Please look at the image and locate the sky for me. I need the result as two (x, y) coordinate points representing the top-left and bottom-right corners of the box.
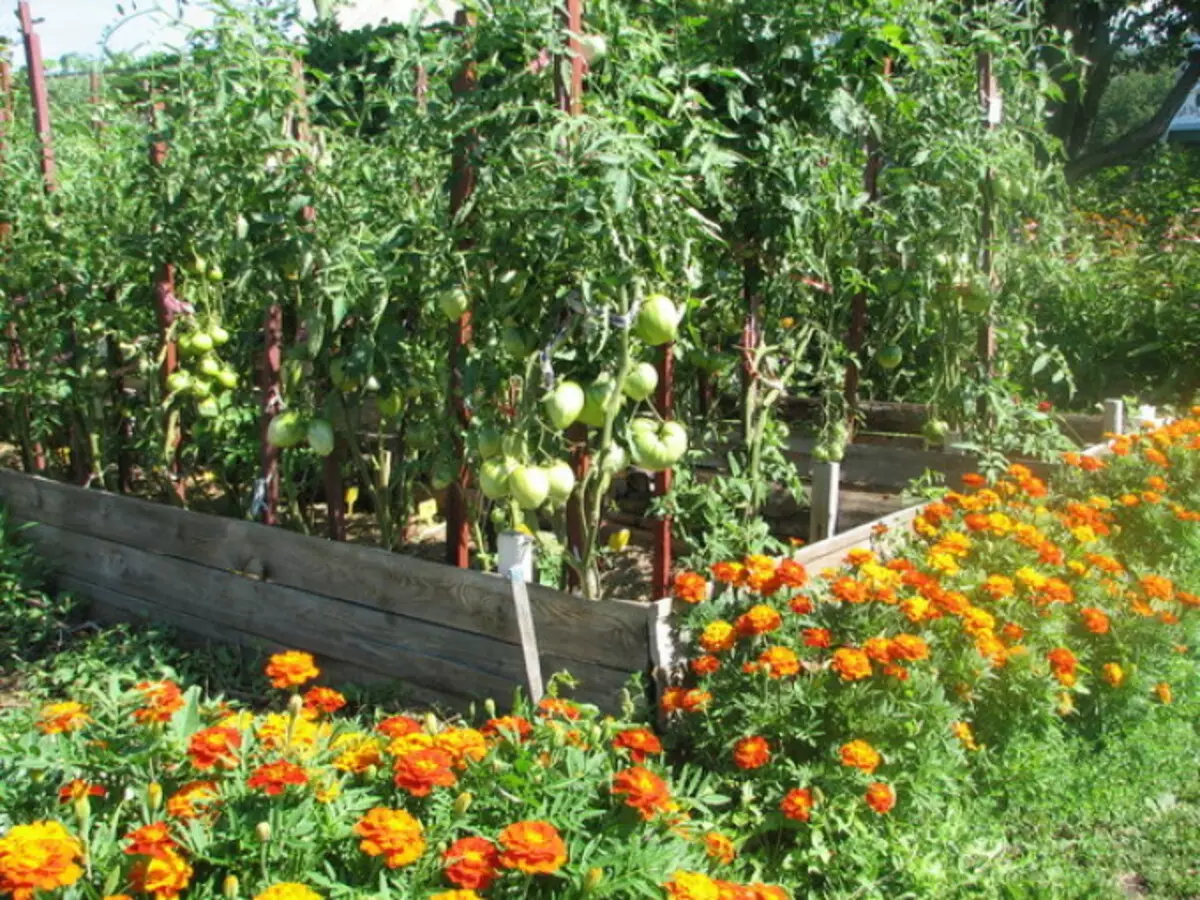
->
(0, 1), (454, 68)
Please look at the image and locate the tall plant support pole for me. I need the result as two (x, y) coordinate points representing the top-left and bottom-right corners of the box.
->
(843, 58), (892, 430)
(977, 52), (1001, 378)
(557, 0), (589, 591)
(13, 3), (50, 473)
(446, 9), (478, 569)
(146, 82), (185, 503)
(259, 304), (283, 526)
(652, 342), (675, 599)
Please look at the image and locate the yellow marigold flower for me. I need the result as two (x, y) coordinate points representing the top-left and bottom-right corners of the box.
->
(952, 721), (980, 751)
(1070, 525), (1098, 544)
(961, 606), (996, 638)
(36, 701), (91, 735)
(434, 728), (489, 768)
(0, 820), (84, 899)
(1101, 663), (1125, 688)
(1015, 567), (1048, 591)
(331, 733), (383, 774)
(388, 733), (435, 758)
(429, 892), (483, 900)
(831, 647), (873, 681)
(900, 595), (931, 623)
(840, 739), (882, 773)
(981, 575), (1015, 600)
(254, 884), (322, 900)
(1154, 682), (1172, 705)
(665, 870), (720, 899)
(699, 620), (737, 654)
(257, 712), (328, 757)
(927, 551), (960, 577)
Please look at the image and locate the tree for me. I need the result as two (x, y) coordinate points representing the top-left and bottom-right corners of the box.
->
(1038, 0), (1200, 180)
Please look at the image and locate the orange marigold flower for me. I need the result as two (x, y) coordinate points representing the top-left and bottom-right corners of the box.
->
(1080, 607), (1110, 634)
(124, 822), (177, 859)
(376, 715), (422, 738)
(757, 646), (800, 678)
(703, 832), (736, 865)
(428, 892), (481, 900)
(248, 760), (309, 796)
(674, 571), (709, 604)
(710, 561), (746, 585)
(187, 726), (242, 770)
(690, 655), (721, 676)
(1000, 622), (1026, 643)
(130, 848), (192, 900)
(840, 740), (881, 774)
(962, 472), (986, 488)
(962, 606), (996, 638)
(803, 627), (832, 648)
(981, 575), (1015, 600)
(863, 637), (893, 664)
(0, 820), (84, 900)
(36, 701), (91, 735)
(776, 558), (808, 588)
(1154, 682), (1173, 705)
(612, 766), (673, 820)
(393, 749), (457, 797)
(264, 651), (320, 690)
(57, 779), (105, 804)
(788, 594), (814, 615)
(865, 782), (896, 815)
(133, 681), (185, 725)
(680, 689), (712, 713)
(1101, 662), (1125, 688)
(733, 736), (771, 770)
(830, 577), (868, 604)
(253, 885), (322, 900)
(536, 697), (581, 720)
(780, 788), (814, 823)
(1140, 574), (1174, 601)
(166, 781), (219, 821)
(443, 836), (499, 890)
(831, 647), (872, 681)
(660, 687), (686, 714)
(302, 686), (346, 715)
(497, 820), (568, 875)
(482, 716), (532, 741)
(1143, 447), (1169, 468)
(435, 729), (489, 768)
(613, 728), (663, 763)
(666, 871), (720, 900)
(735, 604), (783, 638)
(354, 807), (426, 868)
(889, 633), (930, 662)
(952, 721), (979, 751)
(699, 620), (737, 654)
(1047, 647), (1078, 687)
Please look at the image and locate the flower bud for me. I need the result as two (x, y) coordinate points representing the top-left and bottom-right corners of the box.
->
(223, 875), (240, 899)
(585, 867), (605, 892)
(255, 821), (272, 843)
(453, 792), (474, 816)
(423, 712), (439, 734)
(483, 698), (497, 719)
(73, 794), (91, 829)
(287, 694), (305, 717)
(364, 765), (378, 782)
(147, 781), (163, 813)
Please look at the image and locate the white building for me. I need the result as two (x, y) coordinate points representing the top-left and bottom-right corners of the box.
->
(1167, 82), (1200, 145)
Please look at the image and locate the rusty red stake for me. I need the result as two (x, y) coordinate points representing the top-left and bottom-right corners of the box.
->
(259, 304), (283, 526)
(977, 51), (999, 379)
(652, 341), (675, 599)
(18, 3), (55, 191)
(446, 9), (478, 569)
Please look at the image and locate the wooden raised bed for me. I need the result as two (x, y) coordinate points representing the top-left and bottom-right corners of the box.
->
(0, 470), (662, 712)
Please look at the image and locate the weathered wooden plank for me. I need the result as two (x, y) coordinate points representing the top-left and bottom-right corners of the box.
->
(793, 504), (924, 574)
(73, 577), (469, 712)
(19, 522), (632, 710)
(0, 471), (647, 671)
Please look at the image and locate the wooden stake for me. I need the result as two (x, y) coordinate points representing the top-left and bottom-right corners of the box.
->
(652, 340), (675, 599)
(809, 460), (840, 543)
(1102, 399), (1124, 437)
(18, 2), (56, 191)
(977, 52), (1000, 378)
(446, 9), (478, 569)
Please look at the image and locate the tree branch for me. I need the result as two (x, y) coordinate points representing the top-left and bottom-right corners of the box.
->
(1065, 49), (1200, 182)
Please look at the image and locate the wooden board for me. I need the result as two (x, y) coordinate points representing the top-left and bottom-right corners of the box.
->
(793, 504), (924, 573)
(20, 522), (632, 710)
(0, 471), (647, 672)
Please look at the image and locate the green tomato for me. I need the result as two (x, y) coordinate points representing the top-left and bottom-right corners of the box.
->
(166, 371), (191, 394)
(634, 294), (680, 346)
(544, 381), (585, 431)
(629, 418), (688, 471)
(480, 457), (518, 501)
(962, 279), (992, 314)
(215, 369), (238, 391)
(509, 465), (550, 510)
(439, 288), (470, 323)
(578, 374), (619, 429)
(877, 345), (903, 370)
(307, 418), (336, 457)
(198, 355), (222, 378)
(209, 325), (230, 347)
(476, 425), (503, 460)
(185, 255), (207, 277)
(196, 397), (220, 419)
(923, 419), (951, 444)
(267, 410), (307, 448)
(329, 358), (361, 393)
(378, 391), (404, 420)
(177, 333), (195, 357)
(622, 361), (659, 402)
(207, 265), (224, 283)
(431, 456), (458, 491)
(545, 460), (576, 505)
(189, 332), (214, 355)
(600, 443), (628, 474)
(189, 378), (212, 399)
